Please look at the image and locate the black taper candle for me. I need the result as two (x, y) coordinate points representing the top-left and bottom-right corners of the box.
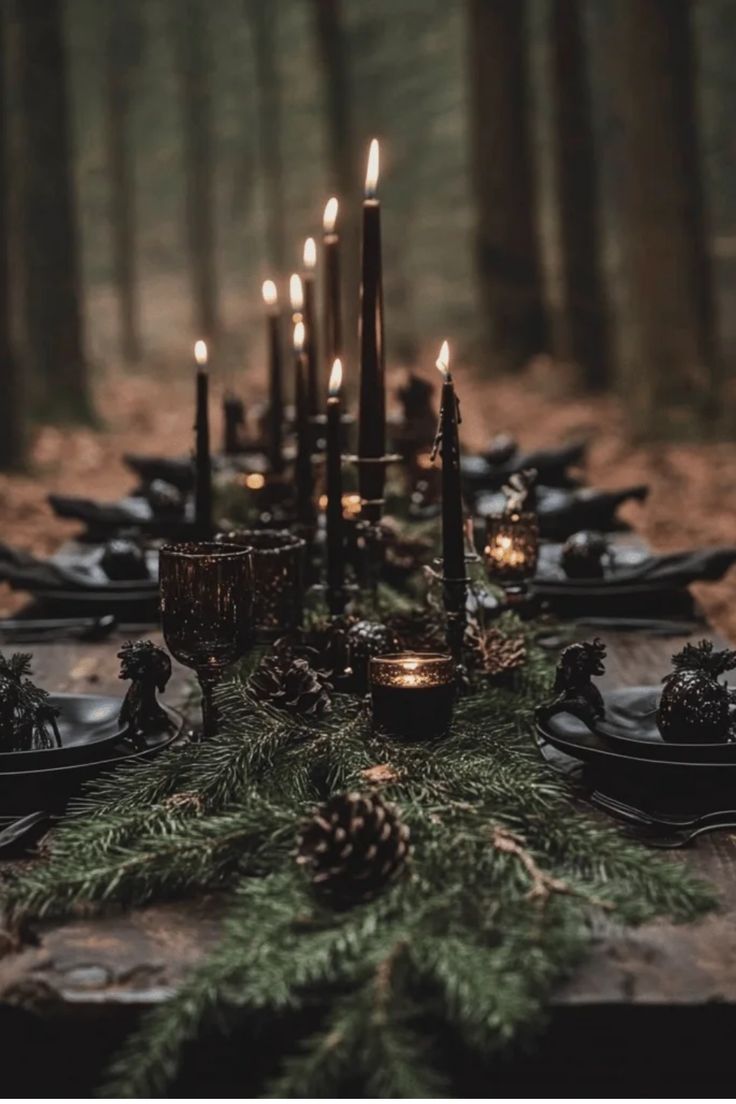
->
(294, 321), (315, 529)
(303, 238), (319, 418)
(326, 358), (345, 614)
(323, 197), (342, 373)
(432, 341), (466, 665)
(357, 139), (385, 525)
(263, 280), (284, 475)
(194, 339), (213, 537)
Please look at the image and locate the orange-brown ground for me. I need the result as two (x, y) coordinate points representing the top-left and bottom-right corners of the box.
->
(2, 349), (736, 639)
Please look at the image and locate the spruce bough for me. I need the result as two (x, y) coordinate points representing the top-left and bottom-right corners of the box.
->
(2, 623), (716, 1096)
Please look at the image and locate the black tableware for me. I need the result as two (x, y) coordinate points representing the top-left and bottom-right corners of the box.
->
(473, 484), (648, 541)
(0, 614), (118, 644)
(0, 692), (130, 771)
(159, 541), (254, 738)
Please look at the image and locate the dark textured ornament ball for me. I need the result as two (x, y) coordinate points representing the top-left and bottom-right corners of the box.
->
(296, 791), (411, 907)
(101, 539), (150, 581)
(148, 479), (186, 518)
(656, 671), (730, 743)
(346, 620), (400, 687)
(560, 530), (608, 579)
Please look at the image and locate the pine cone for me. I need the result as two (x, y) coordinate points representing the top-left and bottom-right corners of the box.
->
(385, 609), (445, 653)
(466, 621), (527, 678)
(249, 639), (332, 717)
(296, 791), (411, 906)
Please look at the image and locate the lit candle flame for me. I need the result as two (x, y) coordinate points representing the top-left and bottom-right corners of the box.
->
(261, 279), (278, 308)
(289, 273), (304, 312)
(365, 138), (379, 198)
(328, 357), (343, 397)
(435, 340), (450, 380)
(303, 237), (316, 269)
(293, 320), (305, 353)
(194, 339), (208, 367)
(323, 197), (338, 233)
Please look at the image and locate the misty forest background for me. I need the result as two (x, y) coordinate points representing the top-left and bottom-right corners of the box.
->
(3, 0), (736, 473)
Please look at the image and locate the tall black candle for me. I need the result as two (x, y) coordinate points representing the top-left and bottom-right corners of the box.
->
(432, 342), (466, 660)
(193, 339), (213, 537)
(303, 237), (319, 418)
(294, 321), (315, 529)
(326, 357), (345, 614)
(357, 139), (385, 524)
(322, 197), (342, 375)
(262, 280), (284, 475)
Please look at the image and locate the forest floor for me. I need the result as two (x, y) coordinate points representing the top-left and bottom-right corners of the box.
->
(2, 345), (736, 639)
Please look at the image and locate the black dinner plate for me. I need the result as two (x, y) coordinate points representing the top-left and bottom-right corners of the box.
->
(0, 693), (127, 771)
(593, 686), (736, 764)
(0, 708), (183, 819)
(536, 695), (736, 785)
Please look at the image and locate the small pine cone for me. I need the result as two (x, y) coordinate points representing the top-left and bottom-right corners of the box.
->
(296, 791), (411, 907)
(467, 623), (527, 678)
(249, 641), (332, 717)
(385, 609), (445, 653)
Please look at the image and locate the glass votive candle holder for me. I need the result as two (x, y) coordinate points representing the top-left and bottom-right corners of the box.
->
(483, 511), (539, 584)
(369, 653), (456, 739)
(217, 529), (305, 639)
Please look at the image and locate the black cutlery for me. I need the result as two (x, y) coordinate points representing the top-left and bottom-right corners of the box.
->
(0, 613), (118, 643)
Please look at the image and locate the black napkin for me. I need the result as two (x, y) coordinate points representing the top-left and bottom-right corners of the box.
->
(48, 494), (195, 540)
(474, 484), (648, 540)
(0, 543), (157, 593)
(461, 439), (586, 493)
(536, 544), (736, 591)
(123, 454), (195, 493)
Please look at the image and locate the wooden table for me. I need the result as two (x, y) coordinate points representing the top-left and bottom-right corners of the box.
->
(1, 628), (735, 1095)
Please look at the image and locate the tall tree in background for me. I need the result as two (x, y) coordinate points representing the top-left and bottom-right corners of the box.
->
(0, 1), (22, 468)
(535, 0), (609, 390)
(104, 0), (143, 364)
(466, 0), (546, 371)
(14, 0), (92, 423)
(247, 0), (286, 275)
(173, 0), (219, 342)
(611, 0), (718, 435)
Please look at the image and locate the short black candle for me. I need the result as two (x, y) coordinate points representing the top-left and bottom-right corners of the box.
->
(370, 653), (456, 739)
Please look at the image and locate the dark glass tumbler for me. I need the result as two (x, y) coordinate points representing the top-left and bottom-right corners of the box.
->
(218, 529), (305, 639)
(159, 542), (253, 739)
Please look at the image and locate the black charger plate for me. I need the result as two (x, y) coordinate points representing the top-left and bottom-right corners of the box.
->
(0, 707), (183, 819)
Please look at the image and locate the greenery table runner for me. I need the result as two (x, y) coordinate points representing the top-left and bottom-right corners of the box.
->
(1, 618), (714, 1097)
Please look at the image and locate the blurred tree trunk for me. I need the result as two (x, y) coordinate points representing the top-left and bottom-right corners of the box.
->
(14, 0), (92, 423)
(105, 0), (143, 364)
(611, 0), (718, 436)
(310, 0), (358, 372)
(538, 0), (609, 390)
(173, 0), (218, 343)
(466, 0), (546, 371)
(247, 0), (286, 274)
(0, 2), (22, 468)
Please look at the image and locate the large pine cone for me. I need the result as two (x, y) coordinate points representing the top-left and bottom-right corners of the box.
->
(296, 791), (411, 906)
(385, 609), (445, 653)
(249, 639), (332, 717)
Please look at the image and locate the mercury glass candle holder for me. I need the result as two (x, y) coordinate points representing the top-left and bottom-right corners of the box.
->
(218, 529), (306, 639)
(483, 511), (540, 584)
(369, 652), (456, 738)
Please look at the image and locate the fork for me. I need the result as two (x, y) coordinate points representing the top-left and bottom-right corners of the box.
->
(589, 790), (736, 829)
(623, 819), (736, 849)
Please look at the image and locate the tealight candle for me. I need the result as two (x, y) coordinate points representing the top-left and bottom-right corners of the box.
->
(369, 652), (456, 738)
(484, 511), (540, 583)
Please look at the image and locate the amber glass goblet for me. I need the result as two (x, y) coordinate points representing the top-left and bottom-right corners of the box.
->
(159, 542), (253, 739)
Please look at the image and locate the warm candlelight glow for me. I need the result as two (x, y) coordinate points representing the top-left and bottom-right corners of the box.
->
(293, 320), (305, 353)
(289, 273), (304, 312)
(435, 340), (450, 380)
(323, 196), (338, 233)
(365, 138), (380, 198)
(243, 472), (266, 491)
(303, 237), (316, 269)
(262, 279), (278, 308)
(318, 491), (362, 520)
(328, 358), (343, 397)
(194, 339), (208, 367)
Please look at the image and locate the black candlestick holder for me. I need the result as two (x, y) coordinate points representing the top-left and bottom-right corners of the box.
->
(345, 452), (401, 592)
